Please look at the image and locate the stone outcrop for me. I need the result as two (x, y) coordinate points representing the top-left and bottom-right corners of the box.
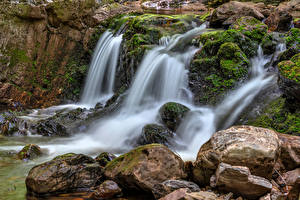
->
(26, 153), (102, 194)
(193, 126), (280, 185)
(104, 144), (186, 192)
(213, 163), (272, 199)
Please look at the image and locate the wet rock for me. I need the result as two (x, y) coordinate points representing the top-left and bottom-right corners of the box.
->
(26, 153), (102, 194)
(34, 119), (68, 136)
(193, 126), (280, 185)
(90, 180), (122, 199)
(17, 144), (43, 160)
(159, 102), (190, 131)
(159, 188), (218, 200)
(214, 163), (272, 199)
(264, 0), (297, 32)
(276, 168), (300, 199)
(210, 1), (264, 28)
(152, 180), (200, 199)
(104, 144), (186, 193)
(95, 152), (117, 168)
(231, 16), (268, 42)
(277, 133), (300, 170)
(262, 32), (284, 55)
(138, 124), (174, 147)
(278, 53), (300, 101)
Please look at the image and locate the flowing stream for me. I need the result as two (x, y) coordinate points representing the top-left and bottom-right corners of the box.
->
(0, 24), (286, 199)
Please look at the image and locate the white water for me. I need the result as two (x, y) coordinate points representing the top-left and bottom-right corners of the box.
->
(2, 26), (286, 161)
(80, 31), (123, 108)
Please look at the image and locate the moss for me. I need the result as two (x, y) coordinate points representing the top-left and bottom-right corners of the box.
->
(230, 16), (268, 43)
(105, 144), (163, 172)
(8, 49), (31, 68)
(247, 97), (300, 135)
(278, 53), (300, 83)
(285, 28), (300, 49)
(53, 153), (76, 160)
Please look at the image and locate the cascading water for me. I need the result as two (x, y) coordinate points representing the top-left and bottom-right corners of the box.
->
(176, 44), (286, 160)
(80, 31), (123, 108)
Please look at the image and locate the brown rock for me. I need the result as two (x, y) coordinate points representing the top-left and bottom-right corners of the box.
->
(159, 188), (191, 200)
(90, 180), (122, 199)
(193, 126), (280, 185)
(152, 180), (200, 199)
(210, 1), (264, 28)
(17, 144), (43, 160)
(104, 144), (186, 192)
(26, 153), (102, 194)
(276, 168), (300, 199)
(277, 132), (300, 170)
(215, 163), (272, 199)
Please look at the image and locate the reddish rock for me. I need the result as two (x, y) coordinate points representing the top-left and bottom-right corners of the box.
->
(159, 188), (218, 200)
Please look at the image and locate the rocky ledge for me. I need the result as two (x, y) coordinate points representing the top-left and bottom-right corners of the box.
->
(25, 126), (300, 199)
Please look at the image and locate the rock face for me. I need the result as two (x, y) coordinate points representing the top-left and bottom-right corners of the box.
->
(138, 124), (174, 146)
(104, 144), (186, 192)
(193, 126), (280, 185)
(278, 53), (300, 101)
(90, 180), (122, 199)
(210, 1), (264, 28)
(159, 102), (190, 131)
(214, 163), (272, 199)
(152, 180), (200, 199)
(277, 133), (300, 170)
(26, 153), (102, 194)
(17, 144), (43, 160)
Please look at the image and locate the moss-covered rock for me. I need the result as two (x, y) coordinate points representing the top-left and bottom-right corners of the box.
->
(285, 28), (300, 50)
(104, 144), (186, 193)
(278, 53), (300, 101)
(230, 16), (268, 42)
(262, 32), (284, 55)
(26, 153), (102, 194)
(95, 152), (117, 168)
(190, 31), (250, 105)
(247, 97), (300, 136)
(159, 102), (190, 131)
(17, 144), (43, 160)
(138, 124), (174, 147)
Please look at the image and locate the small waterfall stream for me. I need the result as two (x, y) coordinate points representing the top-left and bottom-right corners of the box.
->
(80, 31), (123, 108)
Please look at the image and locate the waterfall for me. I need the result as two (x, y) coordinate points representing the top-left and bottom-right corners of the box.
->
(176, 44), (286, 160)
(123, 23), (207, 113)
(80, 31), (123, 108)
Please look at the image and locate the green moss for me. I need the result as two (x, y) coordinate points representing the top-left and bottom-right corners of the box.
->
(53, 153), (76, 160)
(248, 97), (300, 135)
(105, 144), (163, 172)
(230, 16), (268, 42)
(285, 28), (300, 49)
(278, 53), (300, 83)
(8, 49), (31, 68)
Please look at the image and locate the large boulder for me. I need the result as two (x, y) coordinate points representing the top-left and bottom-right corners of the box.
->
(26, 153), (102, 194)
(152, 180), (200, 199)
(278, 53), (300, 101)
(138, 124), (174, 147)
(213, 163), (272, 199)
(159, 188), (218, 200)
(193, 126), (280, 185)
(159, 102), (190, 131)
(104, 144), (187, 193)
(210, 1), (264, 28)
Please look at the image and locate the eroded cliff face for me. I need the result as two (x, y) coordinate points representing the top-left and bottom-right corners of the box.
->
(0, 0), (139, 109)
